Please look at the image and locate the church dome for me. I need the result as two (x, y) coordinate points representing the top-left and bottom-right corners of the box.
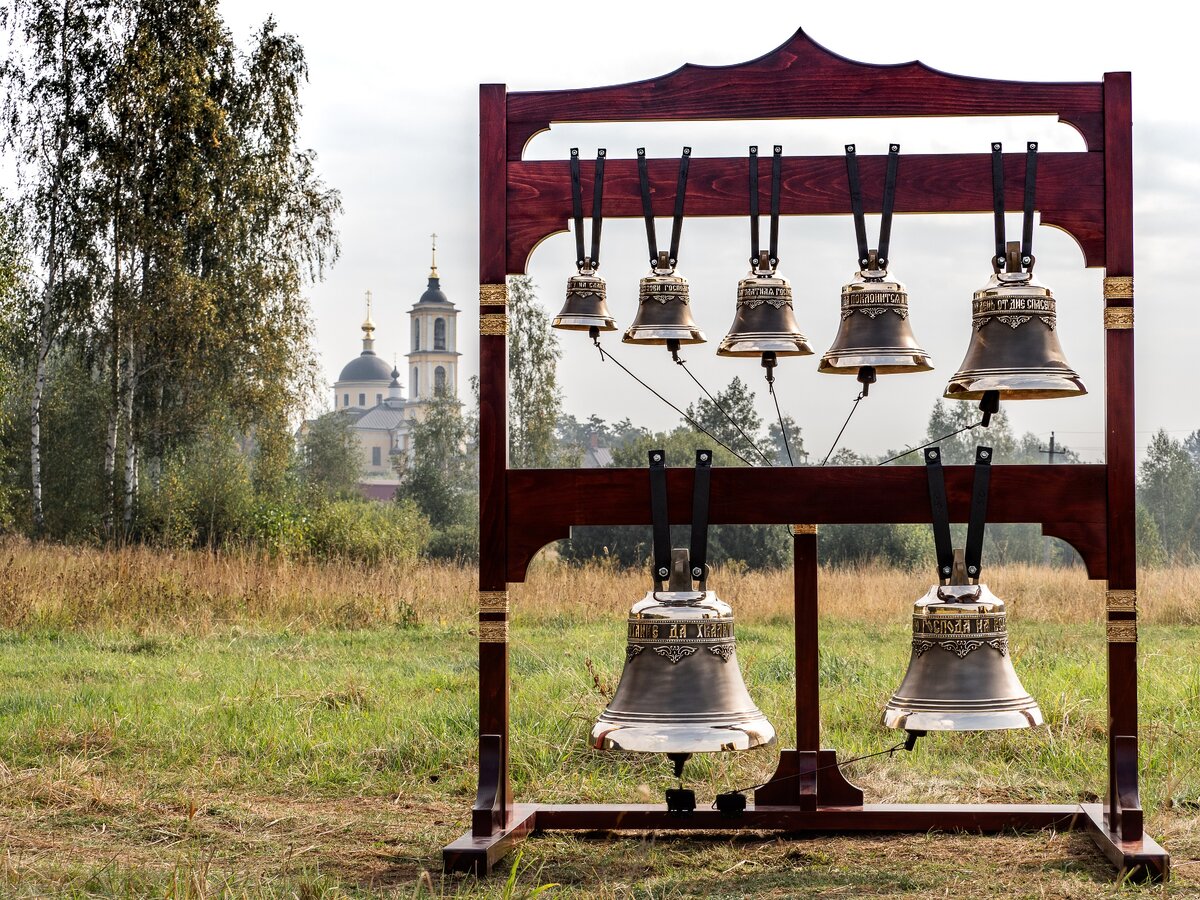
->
(338, 351), (392, 382)
(417, 274), (452, 306)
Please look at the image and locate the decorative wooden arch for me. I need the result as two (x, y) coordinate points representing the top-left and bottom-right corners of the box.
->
(445, 28), (1168, 882)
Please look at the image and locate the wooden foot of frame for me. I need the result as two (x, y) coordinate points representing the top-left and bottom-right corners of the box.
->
(754, 748), (865, 809)
(443, 801), (1170, 881)
(443, 804), (537, 875)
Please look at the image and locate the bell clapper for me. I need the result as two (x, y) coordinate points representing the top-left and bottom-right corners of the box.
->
(761, 350), (778, 387)
(978, 389), (1000, 428)
(857, 364), (877, 398)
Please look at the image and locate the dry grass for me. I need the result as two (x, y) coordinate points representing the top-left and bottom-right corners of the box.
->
(2, 537), (1197, 632)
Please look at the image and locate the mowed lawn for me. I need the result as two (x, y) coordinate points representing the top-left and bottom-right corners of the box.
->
(0, 547), (1198, 897)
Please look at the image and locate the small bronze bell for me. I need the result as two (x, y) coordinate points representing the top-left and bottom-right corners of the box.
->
(717, 252), (813, 357)
(555, 149), (616, 332)
(944, 243), (1086, 400)
(622, 251), (705, 346)
(819, 251), (931, 375)
(883, 446), (1043, 732)
(554, 265), (616, 332)
(591, 548), (777, 753)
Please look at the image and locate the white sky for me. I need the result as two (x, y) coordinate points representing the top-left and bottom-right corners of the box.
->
(217, 1), (1195, 462)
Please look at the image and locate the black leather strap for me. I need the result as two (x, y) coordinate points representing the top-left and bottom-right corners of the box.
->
(925, 447), (953, 582)
(637, 148), (657, 265)
(668, 147), (691, 267)
(845, 144), (869, 268)
(964, 445), (992, 581)
(877, 143), (900, 267)
(689, 449), (712, 583)
(570, 149), (585, 267)
(1021, 142), (1038, 267)
(649, 449), (670, 584)
(769, 145), (782, 268)
(748, 146), (760, 265)
(991, 142), (1006, 268)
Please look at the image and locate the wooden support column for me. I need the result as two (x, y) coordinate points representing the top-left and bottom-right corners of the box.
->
(472, 83), (512, 841)
(1101, 71), (1141, 842)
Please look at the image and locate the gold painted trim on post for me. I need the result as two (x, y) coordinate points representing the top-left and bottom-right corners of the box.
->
(1103, 276), (1134, 301)
(1104, 307), (1133, 330)
(479, 590), (510, 613)
(1105, 589), (1137, 612)
(479, 621), (509, 643)
(480, 313), (509, 335)
(1106, 621), (1137, 643)
(479, 283), (508, 307)
(791, 524), (817, 535)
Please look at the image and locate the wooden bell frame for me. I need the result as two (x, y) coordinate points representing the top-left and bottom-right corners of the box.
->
(445, 28), (1168, 882)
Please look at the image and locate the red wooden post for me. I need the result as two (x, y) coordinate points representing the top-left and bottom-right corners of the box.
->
(1101, 71), (1140, 841)
(474, 83), (511, 838)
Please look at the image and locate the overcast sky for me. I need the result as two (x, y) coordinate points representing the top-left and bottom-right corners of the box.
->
(218, 1), (1196, 463)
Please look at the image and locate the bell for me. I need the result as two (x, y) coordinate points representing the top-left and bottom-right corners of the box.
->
(622, 252), (705, 347)
(944, 248), (1087, 401)
(554, 265), (616, 331)
(883, 552), (1043, 732)
(819, 252), (932, 375)
(591, 548), (776, 754)
(717, 252), (813, 357)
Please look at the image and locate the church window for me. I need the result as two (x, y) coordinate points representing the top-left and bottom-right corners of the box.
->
(434, 318), (446, 350)
(413, 368), (419, 397)
(376, 393), (382, 405)
(343, 393), (349, 407)
(372, 446), (381, 467)
(412, 325), (420, 351)
(435, 366), (447, 394)
(358, 392), (366, 407)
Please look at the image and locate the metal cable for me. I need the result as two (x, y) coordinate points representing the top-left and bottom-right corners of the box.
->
(592, 337), (754, 466)
(877, 419), (985, 466)
(675, 357), (774, 466)
(719, 739), (910, 801)
(769, 379), (794, 467)
(820, 390), (866, 466)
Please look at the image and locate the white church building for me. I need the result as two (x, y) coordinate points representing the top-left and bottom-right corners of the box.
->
(330, 242), (460, 494)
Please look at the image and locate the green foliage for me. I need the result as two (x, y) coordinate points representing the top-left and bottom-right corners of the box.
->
(1137, 429), (1200, 563)
(397, 391), (476, 531)
(299, 411), (361, 499)
(299, 498), (429, 564)
(508, 275), (564, 468)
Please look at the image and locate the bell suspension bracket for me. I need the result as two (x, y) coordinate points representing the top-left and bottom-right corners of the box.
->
(570, 147), (606, 273)
(748, 145), (784, 272)
(990, 141), (1039, 274)
(688, 449), (712, 587)
(648, 449), (671, 590)
(638, 146), (691, 272)
(924, 444), (993, 584)
(845, 143), (900, 271)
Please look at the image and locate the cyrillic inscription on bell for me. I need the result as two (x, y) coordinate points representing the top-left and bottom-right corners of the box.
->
(882, 581), (1043, 732)
(591, 548), (776, 754)
(944, 257), (1087, 401)
(554, 269), (616, 332)
(622, 252), (705, 346)
(717, 259), (813, 357)
(820, 260), (932, 374)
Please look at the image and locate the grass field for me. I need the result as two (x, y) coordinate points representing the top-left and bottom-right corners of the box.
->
(0, 540), (1198, 897)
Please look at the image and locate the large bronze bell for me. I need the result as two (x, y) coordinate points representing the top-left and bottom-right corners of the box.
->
(591, 548), (776, 753)
(622, 251), (705, 346)
(882, 556), (1044, 732)
(883, 446), (1043, 732)
(819, 251), (931, 375)
(944, 244), (1086, 400)
(717, 252), (813, 357)
(554, 266), (616, 332)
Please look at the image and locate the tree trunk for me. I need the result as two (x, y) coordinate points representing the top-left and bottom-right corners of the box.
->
(121, 337), (138, 537)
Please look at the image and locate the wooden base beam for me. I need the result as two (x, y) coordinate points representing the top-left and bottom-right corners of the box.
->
(443, 802), (1170, 881)
(443, 804), (538, 875)
(1081, 803), (1170, 883)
